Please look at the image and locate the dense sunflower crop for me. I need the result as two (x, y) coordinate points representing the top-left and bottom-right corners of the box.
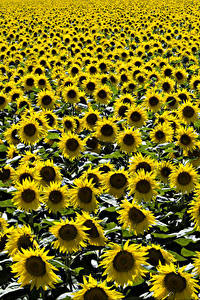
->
(1, 0), (200, 298)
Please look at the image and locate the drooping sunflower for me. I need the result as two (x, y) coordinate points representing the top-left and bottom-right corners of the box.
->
(100, 241), (148, 286)
(187, 144), (200, 168)
(176, 126), (198, 152)
(103, 169), (129, 198)
(19, 150), (41, 168)
(18, 117), (44, 145)
(5, 225), (38, 256)
(49, 218), (88, 253)
(41, 182), (68, 213)
(169, 163), (198, 194)
(126, 105), (148, 128)
(6, 144), (19, 159)
(117, 199), (156, 235)
(116, 127), (142, 154)
(35, 160), (62, 187)
(145, 244), (175, 267)
(150, 124), (173, 144)
(69, 178), (99, 212)
(129, 153), (155, 174)
(11, 247), (59, 290)
(12, 179), (41, 211)
(76, 212), (107, 246)
(16, 97), (31, 111)
(85, 135), (101, 153)
(96, 118), (118, 143)
(98, 162), (115, 174)
(72, 275), (123, 300)
(129, 169), (158, 201)
(58, 132), (84, 160)
(156, 161), (175, 184)
(42, 110), (58, 128)
(177, 101), (199, 125)
(149, 263), (199, 300)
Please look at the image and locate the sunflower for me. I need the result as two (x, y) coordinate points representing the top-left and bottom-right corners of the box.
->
(145, 244), (175, 267)
(0, 217), (8, 233)
(36, 75), (50, 90)
(62, 115), (76, 132)
(103, 169), (129, 198)
(0, 165), (14, 183)
(164, 93), (179, 110)
(0, 92), (9, 110)
(156, 161), (175, 184)
(96, 118), (118, 143)
(149, 263), (199, 300)
(85, 135), (101, 153)
(83, 108), (100, 131)
(169, 163), (198, 194)
(161, 78), (174, 93)
(150, 124), (173, 144)
(16, 97), (31, 111)
(144, 89), (163, 112)
(176, 126), (198, 152)
(129, 169), (158, 201)
(23, 74), (36, 91)
(6, 144), (19, 159)
(117, 199), (156, 235)
(72, 275), (123, 300)
(42, 110), (58, 128)
(49, 218), (88, 253)
(11, 247), (59, 290)
(12, 179), (41, 211)
(58, 132), (84, 160)
(129, 153), (155, 174)
(173, 68), (187, 83)
(193, 251), (200, 277)
(188, 198), (200, 230)
(100, 241), (147, 286)
(18, 117), (44, 145)
(35, 160), (62, 187)
(19, 150), (41, 168)
(98, 162), (115, 174)
(83, 77), (97, 95)
(4, 124), (20, 145)
(42, 182), (68, 212)
(37, 90), (57, 110)
(81, 167), (103, 190)
(94, 85), (111, 105)
(62, 85), (80, 104)
(69, 178), (99, 212)
(177, 101), (199, 125)
(116, 127), (142, 154)
(13, 164), (36, 184)
(126, 105), (148, 128)
(76, 212), (107, 246)
(114, 100), (130, 119)
(5, 225), (38, 256)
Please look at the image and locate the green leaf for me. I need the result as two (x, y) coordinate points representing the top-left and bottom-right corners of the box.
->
(152, 232), (176, 238)
(0, 199), (13, 207)
(168, 250), (186, 261)
(0, 144), (7, 152)
(46, 132), (60, 140)
(181, 248), (196, 257)
(175, 238), (192, 247)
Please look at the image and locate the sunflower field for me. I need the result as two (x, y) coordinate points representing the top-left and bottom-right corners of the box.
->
(2, 0), (200, 299)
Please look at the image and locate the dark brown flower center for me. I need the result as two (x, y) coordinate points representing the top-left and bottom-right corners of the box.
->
(78, 187), (92, 203)
(67, 90), (76, 99)
(155, 130), (165, 140)
(100, 124), (114, 137)
(123, 134), (134, 146)
(128, 206), (146, 224)
(164, 272), (186, 293)
(40, 166), (56, 182)
(113, 250), (134, 272)
(25, 256), (46, 277)
(86, 137), (98, 150)
(66, 138), (79, 151)
(46, 114), (54, 126)
(42, 95), (52, 106)
(21, 188), (36, 203)
(86, 82), (95, 91)
(110, 173), (127, 189)
(24, 124), (36, 137)
(49, 190), (63, 204)
(64, 120), (73, 129)
(84, 287), (108, 300)
(177, 172), (191, 186)
(136, 179), (151, 194)
(147, 248), (165, 267)
(135, 162), (151, 173)
(166, 96), (176, 107)
(149, 96), (159, 107)
(19, 101), (29, 109)
(26, 78), (34, 86)
(175, 72), (183, 80)
(118, 105), (127, 117)
(0, 96), (5, 105)
(38, 79), (46, 86)
(162, 82), (170, 91)
(86, 113), (98, 125)
(130, 111), (141, 122)
(19, 173), (33, 184)
(99, 166), (110, 173)
(83, 220), (99, 238)
(58, 224), (77, 241)
(11, 129), (19, 140)
(180, 134), (191, 146)
(0, 168), (10, 182)
(182, 106), (194, 118)
(17, 234), (33, 251)
(97, 90), (107, 99)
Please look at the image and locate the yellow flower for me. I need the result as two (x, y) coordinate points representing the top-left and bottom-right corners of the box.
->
(72, 275), (123, 300)
(94, 85), (112, 104)
(150, 263), (199, 300)
(100, 241), (148, 286)
(150, 124), (173, 144)
(49, 218), (88, 253)
(58, 132), (84, 160)
(145, 244), (175, 267)
(0, 165), (14, 183)
(144, 89), (163, 112)
(83, 108), (100, 130)
(0, 217), (8, 233)
(176, 126), (198, 152)
(103, 169), (129, 198)
(42, 182), (68, 212)
(188, 197), (200, 230)
(96, 118), (118, 143)
(37, 89), (57, 110)
(62, 115), (77, 132)
(126, 104), (148, 128)
(117, 199), (156, 235)
(129, 153), (155, 174)
(156, 161), (175, 184)
(18, 117), (45, 145)
(62, 85), (80, 104)
(177, 101), (199, 125)
(11, 247), (59, 290)
(117, 127), (142, 154)
(35, 160), (62, 187)
(0, 92), (9, 110)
